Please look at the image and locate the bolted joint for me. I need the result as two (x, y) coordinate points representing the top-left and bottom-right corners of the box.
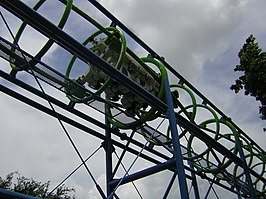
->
(101, 140), (115, 153)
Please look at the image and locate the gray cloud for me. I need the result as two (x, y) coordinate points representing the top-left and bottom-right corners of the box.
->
(99, 0), (246, 80)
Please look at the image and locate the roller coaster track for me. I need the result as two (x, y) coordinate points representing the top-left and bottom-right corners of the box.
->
(0, 1), (265, 198)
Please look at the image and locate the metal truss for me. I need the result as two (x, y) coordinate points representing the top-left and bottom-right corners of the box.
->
(0, 1), (265, 198)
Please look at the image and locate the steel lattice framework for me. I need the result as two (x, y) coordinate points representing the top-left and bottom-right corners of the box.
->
(0, 1), (265, 198)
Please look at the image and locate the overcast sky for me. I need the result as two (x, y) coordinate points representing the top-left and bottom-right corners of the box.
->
(0, 0), (266, 198)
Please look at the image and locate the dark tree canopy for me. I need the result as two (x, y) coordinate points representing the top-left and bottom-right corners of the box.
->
(231, 34), (266, 120)
(0, 172), (75, 199)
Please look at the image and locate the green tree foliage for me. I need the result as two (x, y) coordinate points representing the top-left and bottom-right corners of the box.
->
(0, 172), (75, 199)
(231, 34), (266, 120)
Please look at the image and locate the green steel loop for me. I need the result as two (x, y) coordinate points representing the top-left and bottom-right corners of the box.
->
(205, 120), (238, 173)
(107, 57), (167, 129)
(249, 153), (265, 186)
(223, 142), (252, 182)
(232, 144), (266, 187)
(230, 140), (266, 190)
(233, 152), (266, 190)
(185, 104), (220, 158)
(65, 27), (127, 102)
(239, 136), (255, 167)
(234, 135), (255, 174)
(262, 184), (266, 194)
(10, 0), (73, 70)
(187, 119), (237, 173)
(171, 84), (197, 121)
(138, 57), (167, 118)
(231, 136), (259, 180)
(165, 84), (198, 141)
(127, 48), (160, 80)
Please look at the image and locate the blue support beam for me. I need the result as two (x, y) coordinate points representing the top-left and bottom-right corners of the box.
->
(109, 158), (177, 187)
(105, 109), (114, 198)
(164, 77), (189, 199)
(237, 138), (256, 198)
(0, 188), (39, 199)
